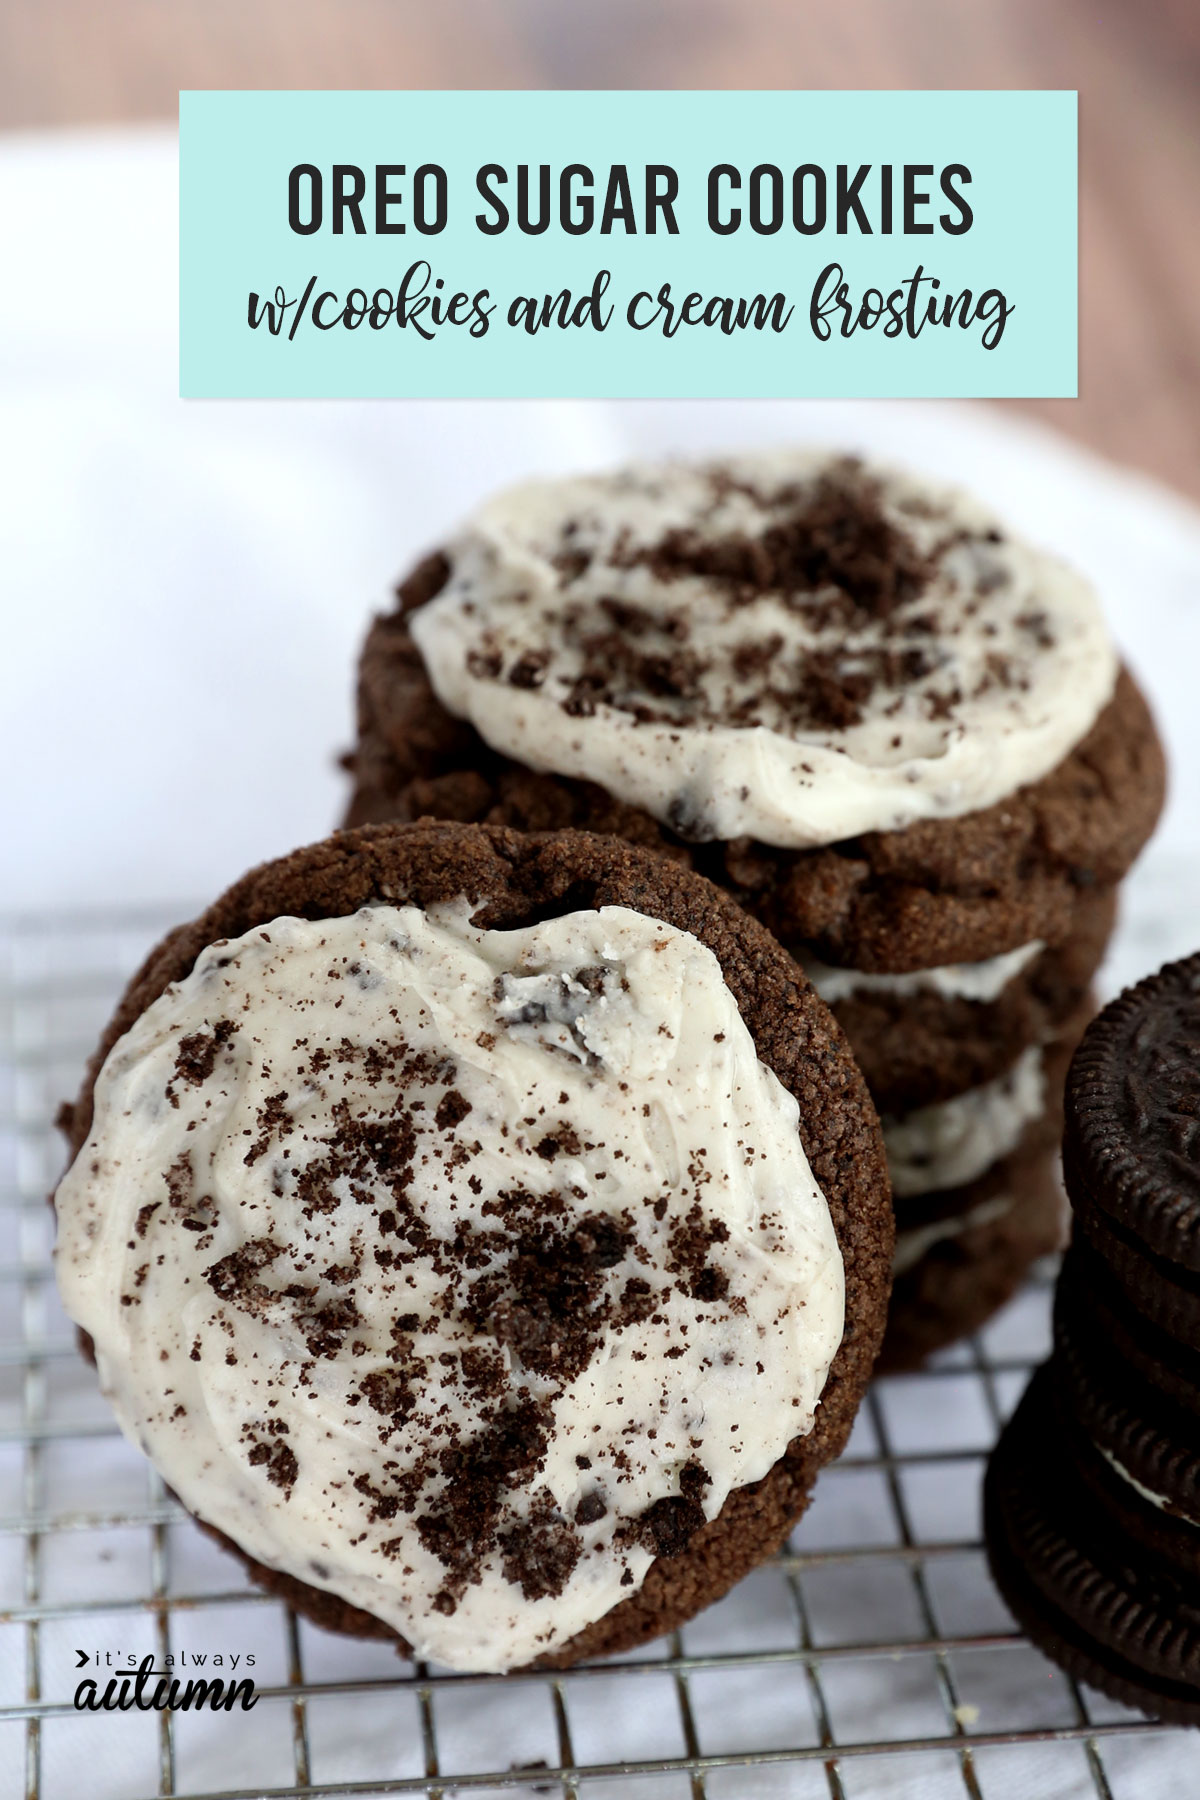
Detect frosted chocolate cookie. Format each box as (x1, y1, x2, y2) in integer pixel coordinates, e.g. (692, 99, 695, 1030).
(53, 821, 891, 1673)
(881, 1145, 1064, 1373)
(802, 885, 1114, 1113)
(344, 451, 1163, 972)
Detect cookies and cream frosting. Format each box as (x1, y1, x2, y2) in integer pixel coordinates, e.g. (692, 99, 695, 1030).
(892, 1195, 1016, 1276)
(882, 1046, 1046, 1197)
(408, 451, 1118, 849)
(54, 902, 844, 1673)
(802, 940, 1044, 1008)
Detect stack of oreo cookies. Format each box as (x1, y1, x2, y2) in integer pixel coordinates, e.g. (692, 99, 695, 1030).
(987, 953, 1200, 1724)
(343, 450, 1166, 1366)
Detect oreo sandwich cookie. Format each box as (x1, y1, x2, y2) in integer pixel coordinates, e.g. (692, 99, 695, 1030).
(1051, 1266, 1200, 1577)
(52, 820, 892, 1674)
(1055, 1237, 1200, 1427)
(1067, 1162, 1200, 1349)
(986, 1366, 1200, 1727)
(1064, 951, 1200, 1270)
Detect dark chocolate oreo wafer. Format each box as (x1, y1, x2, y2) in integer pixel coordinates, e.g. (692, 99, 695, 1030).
(1053, 1378, 1200, 1581)
(1064, 951, 1200, 1270)
(986, 1368, 1200, 1727)
(1057, 1236, 1200, 1422)
(1067, 1156, 1200, 1347)
(1053, 1257, 1200, 1535)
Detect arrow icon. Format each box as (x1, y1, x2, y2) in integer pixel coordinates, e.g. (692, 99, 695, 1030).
(74, 1649, 89, 1668)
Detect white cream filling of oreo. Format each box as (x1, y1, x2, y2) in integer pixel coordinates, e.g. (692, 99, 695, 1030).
(882, 1046, 1046, 1198)
(802, 940, 1044, 1007)
(53, 902, 844, 1673)
(1098, 1444, 1200, 1525)
(409, 451, 1118, 849)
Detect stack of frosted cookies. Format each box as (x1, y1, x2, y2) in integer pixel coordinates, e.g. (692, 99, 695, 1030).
(344, 449, 1166, 1366)
(987, 954, 1200, 1724)
(54, 822, 892, 1671)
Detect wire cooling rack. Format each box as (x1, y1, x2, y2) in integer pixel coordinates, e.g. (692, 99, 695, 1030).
(1, 910, 1196, 1800)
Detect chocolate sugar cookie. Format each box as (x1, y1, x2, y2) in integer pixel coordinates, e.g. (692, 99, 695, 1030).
(987, 953, 1200, 1724)
(53, 821, 892, 1673)
(344, 452, 1163, 975)
(881, 1145, 1064, 1373)
(878, 1005, 1084, 1370)
(803, 886, 1115, 1114)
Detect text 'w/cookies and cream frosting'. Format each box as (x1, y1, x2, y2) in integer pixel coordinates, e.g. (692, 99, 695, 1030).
(409, 451, 1118, 848)
(54, 903, 844, 1672)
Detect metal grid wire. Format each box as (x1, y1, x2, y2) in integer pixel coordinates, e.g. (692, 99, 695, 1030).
(2, 910, 1196, 1800)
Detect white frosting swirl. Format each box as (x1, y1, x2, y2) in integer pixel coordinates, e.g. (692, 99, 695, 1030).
(882, 1047, 1046, 1197)
(409, 451, 1118, 849)
(54, 903, 843, 1673)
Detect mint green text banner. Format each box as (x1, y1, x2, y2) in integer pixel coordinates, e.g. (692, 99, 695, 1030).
(179, 90, 1077, 398)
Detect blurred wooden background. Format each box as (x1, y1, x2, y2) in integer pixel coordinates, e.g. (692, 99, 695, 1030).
(3, 0, 1199, 500)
